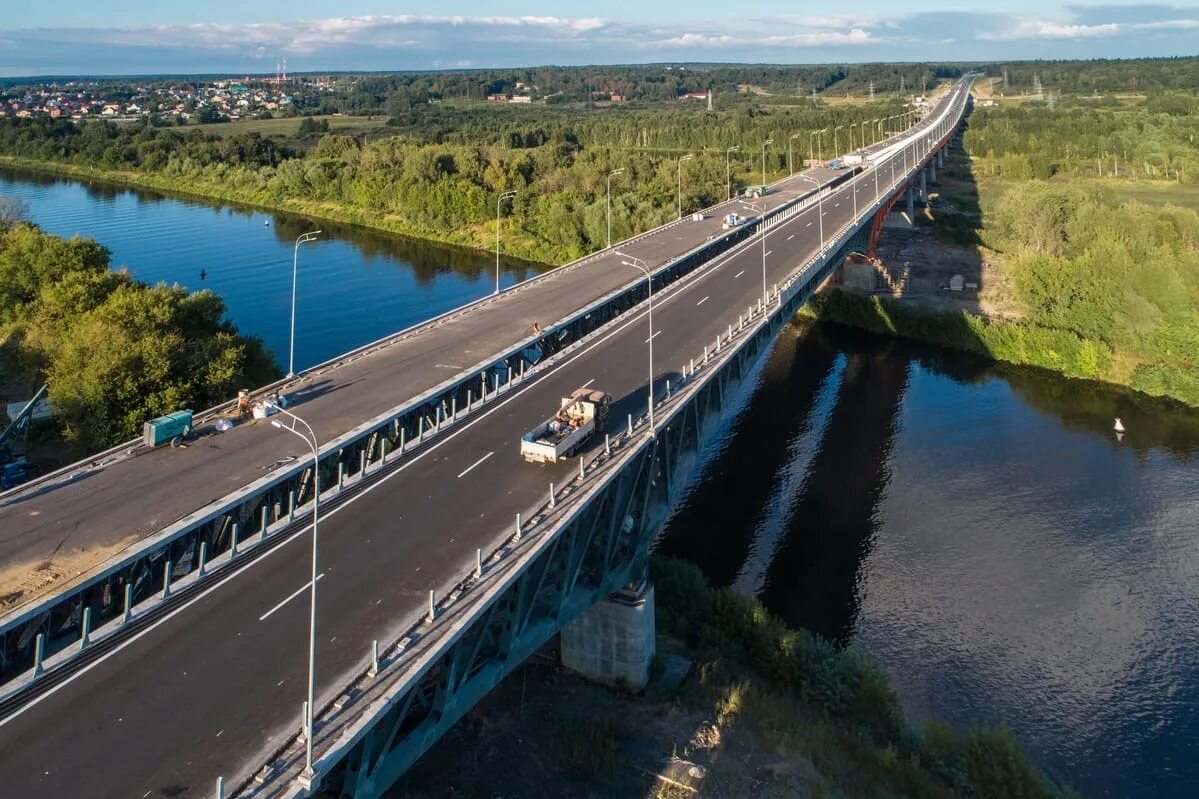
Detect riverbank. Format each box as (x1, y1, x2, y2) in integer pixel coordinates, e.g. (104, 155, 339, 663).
(396, 556, 1071, 798)
(805, 151, 1199, 407)
(0, 156, 561, 267)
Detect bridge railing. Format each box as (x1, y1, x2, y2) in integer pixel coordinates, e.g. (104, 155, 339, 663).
(236, 86, 973, 797)
(0, 165, 833, 700)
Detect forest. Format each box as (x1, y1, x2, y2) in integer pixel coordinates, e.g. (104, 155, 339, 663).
(0, 98, 906, 263)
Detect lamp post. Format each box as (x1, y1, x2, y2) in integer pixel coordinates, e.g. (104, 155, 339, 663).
(738, 198, 770, 307)
(676, 154, 693, 219)
(788, 132, 802, 176)
(606, 169, 624, 249)
(809, 128, 826, 164)
(614, 251, 655, 434)
(849, 124, 856, 152)
(266, 406, 320, 783)
(495, 190, 517, 295)
(798, 175, 825, 256)
(760, 138, 773, 188)
(832, 125, 843, 157)
(725, 145, 740, 201)
(288, 230, 321, 380)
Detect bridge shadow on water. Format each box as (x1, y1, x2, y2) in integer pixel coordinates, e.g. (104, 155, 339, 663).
(655, 321, 910, 645)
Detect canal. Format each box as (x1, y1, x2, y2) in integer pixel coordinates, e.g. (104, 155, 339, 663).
(4, 169, 1197, 797)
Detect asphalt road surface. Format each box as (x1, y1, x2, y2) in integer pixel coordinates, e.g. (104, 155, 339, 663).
(0, 82, 972, 797)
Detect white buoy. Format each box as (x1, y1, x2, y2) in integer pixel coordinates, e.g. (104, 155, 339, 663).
(1114, 417, 1125, 433)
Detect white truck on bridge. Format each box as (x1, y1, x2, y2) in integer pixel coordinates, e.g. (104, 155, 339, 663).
(520, 388, 611, 463)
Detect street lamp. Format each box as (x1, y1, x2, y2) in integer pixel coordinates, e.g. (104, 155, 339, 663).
(798, 175, 825, 256)
(614, 251, 655, 434)
(676, 154, 693, 219)
(725, 145, 740, 201)
(738, 198, 770, 308)
(495, 190, 517, 295)
(760, 138, 773, 188)
(809, 128, 826, 164)
(266, 405, 320, 783)
(832, 125, 843, 157)
(788, 132, 802, 176)
(288, 230, 321, 379)
(606, 169, 624, 249)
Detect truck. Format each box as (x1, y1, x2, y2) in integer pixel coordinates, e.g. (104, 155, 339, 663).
(842, 153, 864, 166)
(520, 388, 611, 463)
(827, 159, 845, 170)
(745, 185, 770, 198)
(721, 213, 743, 229)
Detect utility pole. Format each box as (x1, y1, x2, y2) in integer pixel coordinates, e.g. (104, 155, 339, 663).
(868, 80, 875, 102)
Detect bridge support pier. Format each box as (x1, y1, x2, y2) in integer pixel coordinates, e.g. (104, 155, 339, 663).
(918, 170, 928, 203)
(560, 581, 655, 691)
(906, 185, 915, 221)
(928, 158, 938, 185)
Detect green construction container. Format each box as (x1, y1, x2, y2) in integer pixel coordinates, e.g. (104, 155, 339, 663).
(143, 410, 194, 448)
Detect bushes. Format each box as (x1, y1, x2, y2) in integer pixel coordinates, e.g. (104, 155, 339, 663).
(652, 555, 1072, 798)
(0, 223, 279, 450)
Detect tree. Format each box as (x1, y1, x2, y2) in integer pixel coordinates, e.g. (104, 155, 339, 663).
(0, 196, 30, 230)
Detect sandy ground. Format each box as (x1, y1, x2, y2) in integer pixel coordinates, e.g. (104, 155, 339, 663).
(392, 640, 817, 799)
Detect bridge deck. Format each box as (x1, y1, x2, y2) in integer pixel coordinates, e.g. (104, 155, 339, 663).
(0, 169, 825, 608)
(0, 82, 972, 798)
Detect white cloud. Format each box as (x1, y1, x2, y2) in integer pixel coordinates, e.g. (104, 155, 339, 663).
(650, 27, 873, 49)
(979, 19, 1122, 40)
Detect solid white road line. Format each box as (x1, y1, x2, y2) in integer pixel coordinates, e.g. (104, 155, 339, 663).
(645, 330, 662, 343)
(696, 296, 709, 307)
(581, 378, 596, 388)
(456, 452, 494, 479)
(787, 234, 794, 240)
(0, 113, 946, 725)
(259, 574, 325, 622)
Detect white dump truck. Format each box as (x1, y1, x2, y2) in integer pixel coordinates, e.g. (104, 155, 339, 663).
(722, 213, 742, 230)
(520, 388, 612, 463)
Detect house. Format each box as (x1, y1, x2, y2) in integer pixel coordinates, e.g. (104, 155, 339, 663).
(510, 95, 533, 104)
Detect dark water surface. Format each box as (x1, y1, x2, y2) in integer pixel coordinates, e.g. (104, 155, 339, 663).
(658, 321, 1199, 798)
(4, 169, 1197, 796)
(0, 167, 541, 371)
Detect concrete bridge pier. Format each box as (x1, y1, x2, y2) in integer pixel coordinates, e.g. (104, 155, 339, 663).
(928, 158, 938, 185)
(918, 170, 928, 204)
(905, 185, 916, 221)
(560, 581, 656, 691)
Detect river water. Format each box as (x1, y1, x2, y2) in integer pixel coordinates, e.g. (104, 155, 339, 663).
(0, 167, 540, 372)
(4, 170, 1197, 797)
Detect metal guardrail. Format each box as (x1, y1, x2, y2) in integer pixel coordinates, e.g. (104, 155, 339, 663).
(0, 171, 830, 697)
(239, 83, 974, 797)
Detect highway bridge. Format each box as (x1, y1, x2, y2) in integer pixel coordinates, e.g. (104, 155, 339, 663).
(0, 75, 975, 798)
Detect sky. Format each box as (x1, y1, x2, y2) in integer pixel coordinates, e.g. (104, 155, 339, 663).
(1, 2, 1197, 76)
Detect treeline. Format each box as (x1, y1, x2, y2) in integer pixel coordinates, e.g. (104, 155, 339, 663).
(310, 63, 960, 114)
(983, 56, 1199, 95)
(0, 98, 901, 263)
(0, 220, 278, 450)
(965, 102, 1199, 182)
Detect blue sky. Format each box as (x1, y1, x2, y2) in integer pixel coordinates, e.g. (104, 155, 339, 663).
(2, 2, 1197, 76)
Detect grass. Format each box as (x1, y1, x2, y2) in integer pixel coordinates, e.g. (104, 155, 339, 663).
(190, 114, 391, 140)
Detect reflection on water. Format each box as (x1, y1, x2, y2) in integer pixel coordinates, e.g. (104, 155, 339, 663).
(0, 166, 545, 370)
(658, 320, 1199, 798)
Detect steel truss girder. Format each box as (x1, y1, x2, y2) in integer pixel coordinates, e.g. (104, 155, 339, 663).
(319, 235, 853, 799)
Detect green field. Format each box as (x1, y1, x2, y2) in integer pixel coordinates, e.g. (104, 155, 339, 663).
(190, 115, 391, 140)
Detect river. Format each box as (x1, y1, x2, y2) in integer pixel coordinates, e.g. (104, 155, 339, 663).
(4, 169, 1197, 797)
(0, 167, 541, 372)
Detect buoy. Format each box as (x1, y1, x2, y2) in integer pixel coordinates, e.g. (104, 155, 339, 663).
(1114, 417, 1125, 433)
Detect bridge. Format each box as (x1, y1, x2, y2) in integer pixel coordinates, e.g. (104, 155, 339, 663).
(0, 76, 974, 798)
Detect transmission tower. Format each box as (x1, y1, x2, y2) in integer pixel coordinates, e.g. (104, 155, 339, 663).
(1033, 74, 1044, 101)
(868, 80, 875, 101)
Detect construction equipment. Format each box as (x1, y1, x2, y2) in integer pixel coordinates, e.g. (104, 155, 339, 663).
(143, 410, 194, 448)
(520, 388, 611, 463)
